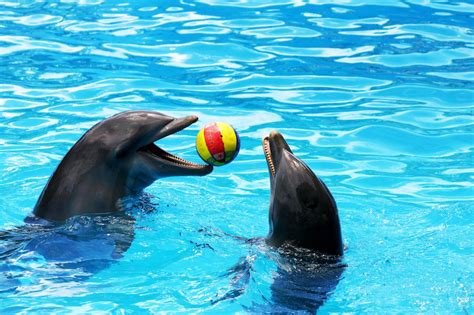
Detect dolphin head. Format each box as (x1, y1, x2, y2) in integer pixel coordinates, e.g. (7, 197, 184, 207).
(33, 110, 212, 221)
(95, 111, 213, 191)
(262, 131, 343, 256)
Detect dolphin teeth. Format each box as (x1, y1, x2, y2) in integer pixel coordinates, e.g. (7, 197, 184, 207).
(159, 150, 204, 168)
(141, 144, 207, 169)
(263, 137, 276, 177)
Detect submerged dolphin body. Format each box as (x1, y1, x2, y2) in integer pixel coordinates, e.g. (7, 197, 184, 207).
(33, 110, 212, 222)
(0, 211, 138, 293)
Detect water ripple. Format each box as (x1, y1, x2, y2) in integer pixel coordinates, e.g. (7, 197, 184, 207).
(241, 26, 321, 39)
(427, 71, 474, 81)
(339, 24, 474, 43)
(0, 36, 84, 56)
(183, 18, 284, 29)
(405, 0, 474, 13)
(309, 17, 389, 29)
(318, 125, 473, 157)
(337, 47, 474, 68)
(64, 11, 216, 34)
(4, 14, 63, 26)
(0, 74, 392, 102)
(101, 42, 274, 67)
(256, 45, 374, 58)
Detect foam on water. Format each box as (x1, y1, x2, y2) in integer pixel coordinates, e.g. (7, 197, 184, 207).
(0, 0, 472, 313)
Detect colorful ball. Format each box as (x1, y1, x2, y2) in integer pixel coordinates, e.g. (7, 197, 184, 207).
(196, 122, 240, 166)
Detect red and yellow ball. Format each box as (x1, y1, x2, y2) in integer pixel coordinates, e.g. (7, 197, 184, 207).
(196, 122, 240, 166)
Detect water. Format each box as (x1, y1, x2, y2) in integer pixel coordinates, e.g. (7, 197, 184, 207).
(0, 0, 473, 313)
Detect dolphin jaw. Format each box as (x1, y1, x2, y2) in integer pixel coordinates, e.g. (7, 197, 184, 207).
(263, 130, 291, 179)
(139, 143, 211, 171)
(263, 136, 276, 178)
(136, 115, 212, 175)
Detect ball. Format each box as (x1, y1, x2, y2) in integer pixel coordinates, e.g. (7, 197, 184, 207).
(196, 122, 240, 166)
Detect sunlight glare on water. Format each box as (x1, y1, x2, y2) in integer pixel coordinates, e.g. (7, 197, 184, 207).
(0, 0, 473, 313)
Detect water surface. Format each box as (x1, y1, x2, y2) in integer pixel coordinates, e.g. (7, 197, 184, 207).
(0, 0, 473, 313)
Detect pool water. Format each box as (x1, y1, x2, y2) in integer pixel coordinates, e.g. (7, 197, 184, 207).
(0, 0, 473, 313)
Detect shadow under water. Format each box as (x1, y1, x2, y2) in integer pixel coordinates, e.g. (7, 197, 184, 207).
(0, 194, 160, 293)
(211, 232, 345, 313)
(268, 244, 345, 313)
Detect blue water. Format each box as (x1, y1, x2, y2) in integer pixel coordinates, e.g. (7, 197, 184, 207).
(0, 0, 473, 313)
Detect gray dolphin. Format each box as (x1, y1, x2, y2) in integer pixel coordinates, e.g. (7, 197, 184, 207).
(262, 131, 343, 256)
(33, 110, 213, 222)
(211, 131, 343, 311)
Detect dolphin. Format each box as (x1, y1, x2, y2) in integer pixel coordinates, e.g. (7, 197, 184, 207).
(199, 131, 345, 312)
(261, 130, 345, 312)
(262, 130, 343, 256)
(202, 131, 346, 314)
(33, 110, 213, 222)
(1, 111, 212, 293)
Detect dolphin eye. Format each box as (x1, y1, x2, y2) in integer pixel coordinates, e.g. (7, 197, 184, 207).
(296, 183, 319, 210)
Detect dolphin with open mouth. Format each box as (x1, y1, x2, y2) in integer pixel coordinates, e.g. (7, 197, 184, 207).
(33, 110, 213, 222)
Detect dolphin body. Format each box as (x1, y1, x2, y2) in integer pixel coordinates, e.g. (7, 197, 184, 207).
(262, 131, 343, 256)
(213, 131, 345, 312)
(1, 111, 212, 292)
(262, 131, 344, 312)
(33, 110, 212, 222)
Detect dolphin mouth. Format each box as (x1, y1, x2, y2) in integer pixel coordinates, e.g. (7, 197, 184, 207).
(138, 115, 212, 175)
(263, 136, 276, 177)
(263, 130, 294, 179)
(139, 143, 209, 170)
